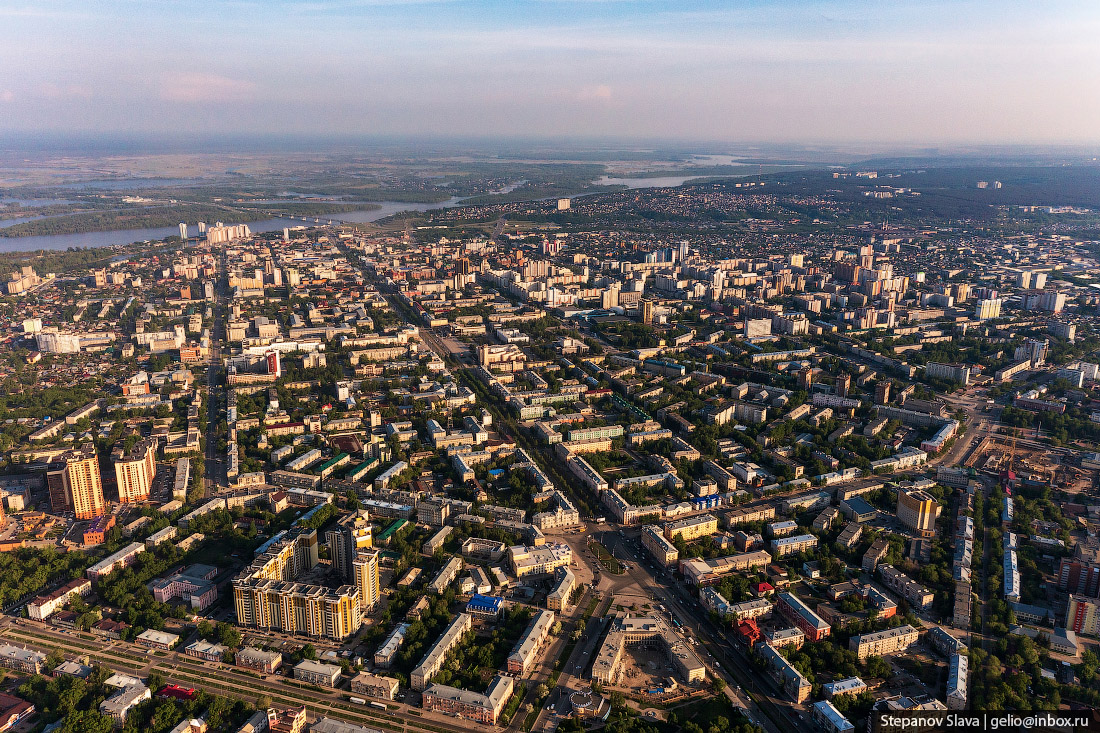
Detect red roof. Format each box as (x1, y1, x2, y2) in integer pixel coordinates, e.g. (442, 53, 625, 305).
(157, 685, 197, 701)
(753, 582, 774, 592)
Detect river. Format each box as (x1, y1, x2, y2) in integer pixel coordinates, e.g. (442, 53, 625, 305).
(0, 174, 690, 252)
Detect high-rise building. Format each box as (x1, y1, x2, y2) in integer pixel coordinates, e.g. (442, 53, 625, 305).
(836, 374, 851, 398)
(178, 223, 188, 240)
(353, 549, 380, 614)
(897, 489, 941, 538)
(974, 298, 1002, 321)
(265, 351, 282, 377)
(640, 299, 654, 326)
(797, 368, 813, 391)
(112, 439, 157, 504)
(326, 511, 373, 580)
(47, 446, 106, 520)
(875, 380, 891, 405)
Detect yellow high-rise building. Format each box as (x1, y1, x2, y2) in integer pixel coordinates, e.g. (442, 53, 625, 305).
(112, 439, 157, 504)
(353, 549, 380, 614)
(47, 445, 105, 520)
(897, 489, 941, 538)
(232, 529, 359, 640)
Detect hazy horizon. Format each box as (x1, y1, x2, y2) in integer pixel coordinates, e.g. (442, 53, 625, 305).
(2, 1, 1099, 147)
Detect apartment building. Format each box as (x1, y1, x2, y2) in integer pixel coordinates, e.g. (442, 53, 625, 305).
(350, 672, 400, 700)
(112, 439, 157, 504)
(770, 534, 818, 558)
(507, 609, 555, 675)
(849, 624, 919, 660)
(641, 525, 679, 566)
(422, 675, 513, 726)
(47, 445, 105, 519)
(777, 593, 831, 642)
(293, 660, 342, 687)
(897, 489, 941, 538)
(411, 613, 473, 690)
(664, 514, 718, 542)
(509, 543, 571, 578)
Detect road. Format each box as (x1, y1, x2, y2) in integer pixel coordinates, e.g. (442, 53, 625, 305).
(337, 241, 805, 730)
(0, 617, 489, 733)
(596, 529, 798, 733)
(203, 250, 229, 493)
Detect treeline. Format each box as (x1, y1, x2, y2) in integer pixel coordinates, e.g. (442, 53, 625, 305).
(0, 547, 91, 608)
(19, 669, 254, 733)
(0, 200, 370, 238)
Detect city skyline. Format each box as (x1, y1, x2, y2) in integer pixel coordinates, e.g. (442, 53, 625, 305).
(1, 0, 1098, 146)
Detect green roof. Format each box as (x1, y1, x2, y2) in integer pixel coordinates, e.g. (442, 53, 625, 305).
(376, 519, 408, 542)
(318, 453, 350, 471)
(345, 458, 377, 480)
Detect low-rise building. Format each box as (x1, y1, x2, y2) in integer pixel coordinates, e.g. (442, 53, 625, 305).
(770, 534, 818, 558)
(849, 624, 919, 660)
(412, 613, 473, 690)
(100, 685, 150, 725)
(823, 677, 867, 699)
(136, 629, 180, 650)
(0, 645, 45, 674)
(184, 640, 226, 662)
(422, 675, 513, 726)
(509, 543, 571, 578)
(777, 593, 830, 642)
(350, 672, 400, 700)
(758, 643, 811, 703)
(507, 609, 555, 676)
(547, 567, 576, 611)
(946, 654, 968, 710)
(27, 578, 92, 621)
(293, 659, 342, 687)
(664, 514, 718, 542)
(641, 525, 679, 566)
(235, 647, 283, 674)
(812, 700, 854, 733)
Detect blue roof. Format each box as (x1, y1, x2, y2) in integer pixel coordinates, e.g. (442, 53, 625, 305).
(467, 594, 503, 611)
(844, 496, 877, 515)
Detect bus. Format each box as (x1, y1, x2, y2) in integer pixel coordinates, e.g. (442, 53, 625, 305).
(349, 697, 366, 705)
(369, 702, 387, 711)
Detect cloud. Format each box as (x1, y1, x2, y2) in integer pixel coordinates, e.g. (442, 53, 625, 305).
(160, 73, 257, 103)
(39, 83, 91, 99)
(0, 91, 13, 103)
(577, 84, 613, 101)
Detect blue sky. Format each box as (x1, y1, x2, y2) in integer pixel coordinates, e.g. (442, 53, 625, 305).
(1, 0, 1097, 145)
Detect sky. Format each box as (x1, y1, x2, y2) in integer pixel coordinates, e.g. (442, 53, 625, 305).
(1, 0, 1098, 147)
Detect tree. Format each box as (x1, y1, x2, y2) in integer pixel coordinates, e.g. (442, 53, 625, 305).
(710, 677, 727, 693)
(536, 684, 548, 699)
(147, 671, 165, 693)
(217, 622, 242, 649)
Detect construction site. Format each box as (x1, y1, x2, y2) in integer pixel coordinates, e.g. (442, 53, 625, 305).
(964, 426, 1096, 494)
